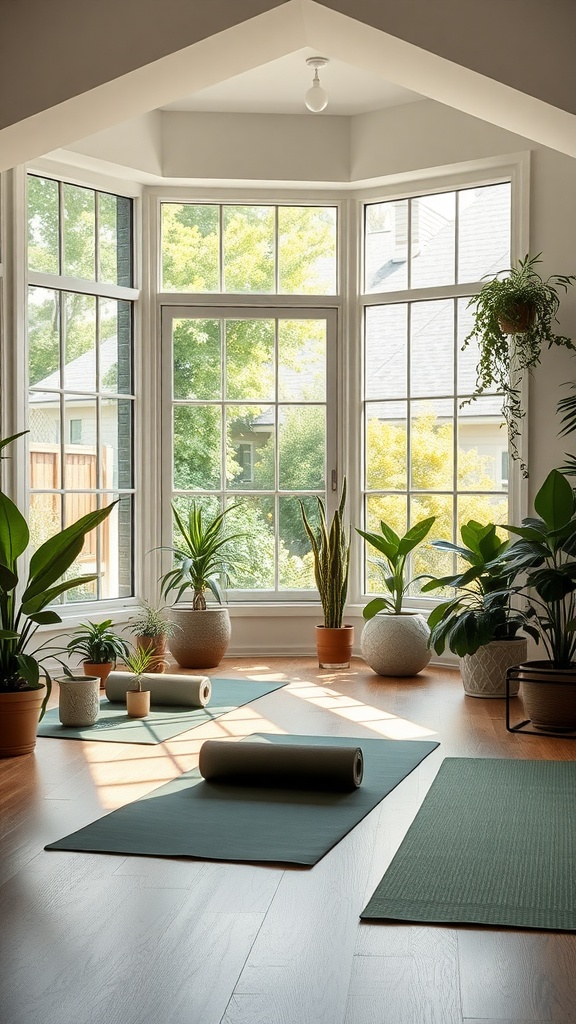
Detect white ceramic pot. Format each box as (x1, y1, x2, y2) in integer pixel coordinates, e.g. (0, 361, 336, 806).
(168, 606, 231, 669)
(458, 638, 527, 698)
(361, 612, 431, 677)
(57, 675, 100, 726)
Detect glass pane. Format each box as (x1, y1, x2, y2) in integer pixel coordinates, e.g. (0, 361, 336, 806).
(279, 406, 325, 491)
(223, 205, 274, 293)
(99, 494, 133, 599)
(99, 298, 132, 395)
(457, 296, 500, 398)
(161, 203, 219, 292)
(279, 495, 317, 590)
(458, 183, 511, 284)
(364, 200, 408, 293)
(365, 401, 407, 491)
(364, 494, 407, 594)
(173, 318, 221, 400)
(63, 292, 96, 390)
(101, 398, 133, 490)
(27, 176, 59, 274)
(172, 495, 220, 545)
(226, 497, 275, 590)
(411, 192, 456, 289)
(278, 206, 337, 294)
(458, 395, 507, 491)
(62, 490, 99, 602)
(365, 305, 407, 401)
(63, 184, 95, 280)
(411, 400, 454, 491)
(410, 493, 453, 593)
(226, 319, 274, 401)
(457, 493, 509, 536)
(98, 193, 132, 287)
(64, 399, 97, 488)
(278, 319, 326, 401)
(28, 287, 60, 387)
(227, 406, 275, 490)
(29, 427, 61, 490)
(173, 406, 221, 490)
(29, 492, 62, 554)
(411, 299, 454, 397)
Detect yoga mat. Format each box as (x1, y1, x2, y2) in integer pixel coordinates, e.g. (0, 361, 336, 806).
(362, 757, 576, 931)
(106, 671, 211, 706)
(199, 738, 364, 789)
(45, 734, 439, 866)
(37, 678, 285, 745)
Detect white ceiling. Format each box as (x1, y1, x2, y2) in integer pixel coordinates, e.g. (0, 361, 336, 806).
(160, 47, 422, 116)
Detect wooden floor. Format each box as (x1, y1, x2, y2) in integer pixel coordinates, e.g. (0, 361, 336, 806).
(2, 657, 576, 1024)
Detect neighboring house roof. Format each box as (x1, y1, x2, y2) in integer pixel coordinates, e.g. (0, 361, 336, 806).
(29, 336, 119, 404)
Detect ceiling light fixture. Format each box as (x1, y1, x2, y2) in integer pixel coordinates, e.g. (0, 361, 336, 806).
(304, 57, 329, 113)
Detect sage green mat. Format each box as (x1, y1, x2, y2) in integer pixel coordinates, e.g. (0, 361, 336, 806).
(45, 734, 439, 866)
(362, 757, 576, 931)
(37, 679, 285, 745)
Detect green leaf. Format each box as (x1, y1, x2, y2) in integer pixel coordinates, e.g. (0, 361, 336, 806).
(362, 597, 390, 620)
(356, 528, 397, 564)
(0, 491, 29, 569)
(533, 469, 575, 531)
(29, 610, 62, 625)
(24, 502, 117, 602)
(396, 517, 436, 557)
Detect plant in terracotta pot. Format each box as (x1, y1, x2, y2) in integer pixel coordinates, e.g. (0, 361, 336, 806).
(129, 601, 179, 673)
(0, 431, 117, 757)
(123, 644, 156, 718)
(299, 479, 353, 669)
(499, 467, 576, 730)
(356, 515, 436, 677)
(159, 501, 243, 670)
(463, 253, 576, 475)
(422, 520, 538, 697)
(66, 619, 131, 690)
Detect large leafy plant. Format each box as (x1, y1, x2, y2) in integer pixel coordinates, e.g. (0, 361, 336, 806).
(66, 619, 131, 665)
(300, 480, 350, 629)
(0, 432, 116, 714)
(356, 516, 436, 619)
(159, 501, 243, 609)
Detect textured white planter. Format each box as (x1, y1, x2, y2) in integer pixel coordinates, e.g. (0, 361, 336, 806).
(168, 606, 231, 669)
(361, 612, 431, 677)
(458, 638, 527, 698)
(57, 675, 100, 726)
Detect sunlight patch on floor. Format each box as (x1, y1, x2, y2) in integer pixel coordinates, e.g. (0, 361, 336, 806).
(284, 680, 437, 740)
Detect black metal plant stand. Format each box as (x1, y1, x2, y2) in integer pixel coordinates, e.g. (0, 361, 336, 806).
(506, 665, 576, 738)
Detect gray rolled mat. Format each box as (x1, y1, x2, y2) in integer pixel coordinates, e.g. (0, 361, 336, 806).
(106, 671, 211, 707)
(45, 734, 439, 866)
(199, 739, 363, 789)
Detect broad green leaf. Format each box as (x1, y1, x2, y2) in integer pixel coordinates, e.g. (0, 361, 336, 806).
(0, 491, 29, 568)
(24, 502, 117, 602)
(396, 516, 436, 557)
(533, 468, 574, 531)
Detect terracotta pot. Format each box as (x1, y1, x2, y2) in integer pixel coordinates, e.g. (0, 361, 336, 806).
(168, 606, 231, 669)
(361, 612, 431, 677)
(136, 634, 167, 673)
(459, 637, 527, 698)
(126, 688, 151, 718)
(0, 685, 46, 757)
(315, 625, 354, 669)
(512, 660, 576, 731)
(498, 302, 536, 335)
(83, 661, 113, 690)
(57, 675, 100, 726)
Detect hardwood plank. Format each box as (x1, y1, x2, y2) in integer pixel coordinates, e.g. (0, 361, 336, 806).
(343, 952, 461, 1024)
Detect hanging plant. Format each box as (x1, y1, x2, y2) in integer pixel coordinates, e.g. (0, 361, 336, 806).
(463, 253, 576, 476)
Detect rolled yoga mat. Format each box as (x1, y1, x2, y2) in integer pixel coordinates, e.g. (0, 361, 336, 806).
(106, 671, 211, 707)
(199, 738, 364, 790)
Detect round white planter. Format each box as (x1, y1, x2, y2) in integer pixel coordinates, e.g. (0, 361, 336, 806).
(57, 675, 100, 726)
(458, 638, 527, 698)
(168, 606, 231, 669)
(361, 612, 431, 677)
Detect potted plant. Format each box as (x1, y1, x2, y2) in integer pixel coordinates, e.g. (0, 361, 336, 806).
(66, 619, 131, 689)
(129, 601, 179, 673)
(123, 644, 157, 718)
(463, 253, 576, 475)
(300, 479, 353, 669)
(499, 467, 576, 730)
(0, 431, 117, 757)
(356, 515, 436, 676)
(159, 501, 243, 669)
(422, 520, 537, 696)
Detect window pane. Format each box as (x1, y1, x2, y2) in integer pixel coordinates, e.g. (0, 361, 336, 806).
(278, 406, 325, 491)
(99, 494, 133, 599)
(29, 492, 62, 553)
(28, 287, 60, 386)
(63, 292, 96, 391)
(365, 401, 407, 491)
(28, 176, 59, 274)
(98, 192, 132, 287)
(410, 493, 453, 590)
(64, 399, 97, 488)
(227, 406, 275, 490)
(226, 319, 274, 401)
(411, 299, 454, 397)
(173, 406, 221, 490)
(279, 495, 317, 590)
(99, 298, 132, 395)
(278, 206, 337, 294)
(365, 305, 407, 400)
(457, 493, 509, 536)
(62, 490, 99, 602)
(365, 200, 408, 293)
(411, 192, 456, 289)
(278, 319, 326, 401)
(223, 206, 274, 293)
(102, 398, 133, 489)
(411, 400, 454, 491)
(29, 434, 61, 492)
(458, 183, 511, 283)
(364, 494, 407, 593)
(173, 319, 221, 400)
(161, 203, 219, 292)
(458, 395, 507, 491)
(63, 184, 95, 280)
(226, 497, 275, 590)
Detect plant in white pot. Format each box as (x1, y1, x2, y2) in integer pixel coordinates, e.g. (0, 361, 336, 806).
(356, 515, 436, 677)
(422, 520, 537, 697)
(159, 501, 243, 669)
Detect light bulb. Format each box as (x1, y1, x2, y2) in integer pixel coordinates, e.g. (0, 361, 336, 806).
(304, 60, 329, 113)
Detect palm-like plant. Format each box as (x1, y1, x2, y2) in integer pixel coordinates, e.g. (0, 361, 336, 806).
(159, 502, 243, 609)
(124, 644, 157, 692)
(66, 619, 131, 665)
(299, 480, 350, 629)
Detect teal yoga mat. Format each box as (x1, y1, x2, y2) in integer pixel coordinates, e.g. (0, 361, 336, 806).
(37, 678, 285, 745)
(45, 734, 439, 866)
(362, 757, 576, 931)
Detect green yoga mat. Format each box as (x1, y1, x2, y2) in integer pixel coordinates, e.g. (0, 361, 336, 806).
(45, 734, 439, 866)
(362, 757, 576, 931)
(37, 679, 285, 745)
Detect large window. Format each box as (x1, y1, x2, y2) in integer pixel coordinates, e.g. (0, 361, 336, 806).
(362, 181, 512, 594)
(27, 175, 136, 603)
